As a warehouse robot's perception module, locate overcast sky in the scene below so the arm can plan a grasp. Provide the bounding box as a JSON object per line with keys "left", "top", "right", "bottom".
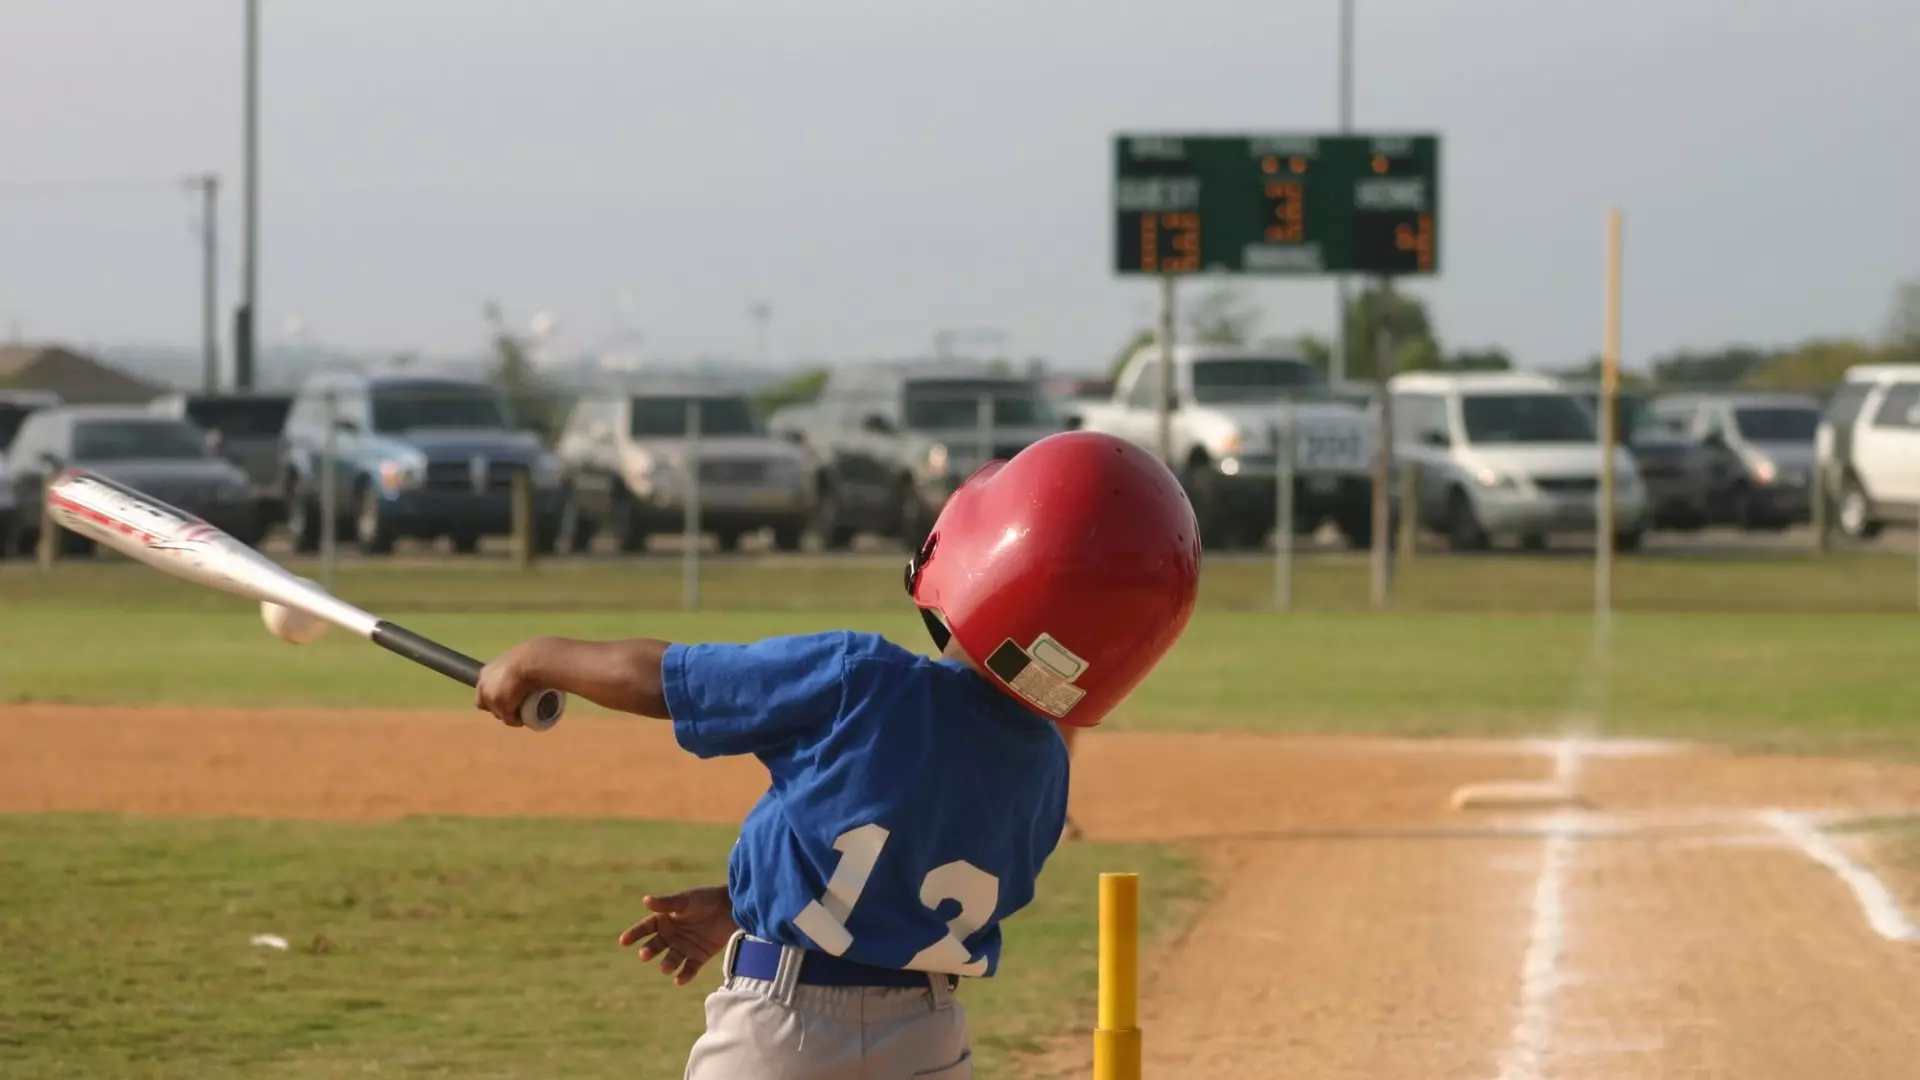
{"left": 1, "top": 0, "right": 1915, "bottom": 373}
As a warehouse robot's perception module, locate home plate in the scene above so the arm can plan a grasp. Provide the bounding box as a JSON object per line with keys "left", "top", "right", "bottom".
{"left": 1450, "top": 780, "right": 1591, "bottom": 811}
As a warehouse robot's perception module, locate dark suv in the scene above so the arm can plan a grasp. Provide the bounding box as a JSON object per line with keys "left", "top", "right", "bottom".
{"left": 279, "top": 370, "right": 568, "bottom": 554}
{"left": 147, "top": 391, "right": 294, "bottom": 524}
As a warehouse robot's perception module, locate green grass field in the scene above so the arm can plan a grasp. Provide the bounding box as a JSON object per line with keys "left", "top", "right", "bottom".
{"left": 3, "top": 552, "right": 1916, "bottom": 1076}
{"left": 0, "top": 815, "right": 1201, "bottom": 1079}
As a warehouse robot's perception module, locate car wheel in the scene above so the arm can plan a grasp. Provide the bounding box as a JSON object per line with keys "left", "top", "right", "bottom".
{"left": 813, "top": 482, "right": 854, "bottom": 551}
{"left": 354, "top": 481, "right": 396, "bottom": 555}
{"left": 772, "top": 520, "right": 804, "bottom": 552}
{"left": 1838, "top": 476, "right": 1883, "bottom": 540}
{"left": 1520, "top": 532, "right": 1548, "bottom": 552}
{"left": 1335, "top": 509, "right": 1374, "bottom": 551}
{"left": 715, "top": 528, "right": 746, "bottom": 553}
{"left": 1182, "top": 458, "right": 1235, "bottom": 550}
{"left": 450, "top": 531, "right": 482, "bottom": 555}
{"left": 610, "top": 491, "right": 647, "bottom": 553}
{"left": 556, "top": 490, "right": 594, "bottom": 554}
{"left": 1614, "top": 528, "right": 1645, "bottom": 553}
{"left": 286, "top": 478, "right": 322, "bottom": 554}
{"left": 1445, "top": 488, "right": 1490, "bottom": 552}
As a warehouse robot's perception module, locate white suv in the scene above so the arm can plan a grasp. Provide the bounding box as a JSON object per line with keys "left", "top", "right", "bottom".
{"left": 1817, "top": 364, "right": 1920, "bottom": 540}
{"left": 1390, "top": 371, "right": 1648, "bottom": 552}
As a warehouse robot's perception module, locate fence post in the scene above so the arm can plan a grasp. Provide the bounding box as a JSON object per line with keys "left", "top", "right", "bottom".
{"left": 36, "top": 501, "right": 58, "bottom": 569}
{"left": 510, "top": 470, "right": 535, "bottom": 570}
{"left": 682, "top": 400, "right": 702, "bottom": 612}
{"left": 1273, "top": 409, "right": 1293, "bottom": 612}
{"left": 1397, "top": 461, "right": 1418, "bottom": 560}
{"left": 1810, "top": 460, "right": 1830, "bottom": 555}
{"left": 319, "top": 390, "right": 339, "bottom": 591}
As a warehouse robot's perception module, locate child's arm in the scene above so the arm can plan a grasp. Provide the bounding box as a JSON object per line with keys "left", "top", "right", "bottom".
{"left": 476, "top": 636, "right": 672, "bottom": 724}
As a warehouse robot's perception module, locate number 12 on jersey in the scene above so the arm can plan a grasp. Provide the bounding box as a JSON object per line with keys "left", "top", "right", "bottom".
{"left": 791, "top": 823, "right": 1000, "bottom": 977}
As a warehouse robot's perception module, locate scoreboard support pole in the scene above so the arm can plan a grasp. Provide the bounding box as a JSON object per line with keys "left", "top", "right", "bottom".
{"left": 1155, "top": 273, "right": 1178, "bottom": 468}
{"left": 1370, "top": 275, "right": 1396, "bottom": 610}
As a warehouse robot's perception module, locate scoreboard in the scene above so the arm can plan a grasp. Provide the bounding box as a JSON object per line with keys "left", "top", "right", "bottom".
{"left": 1113, "top": 132, "right": 1440, "bottom": 277}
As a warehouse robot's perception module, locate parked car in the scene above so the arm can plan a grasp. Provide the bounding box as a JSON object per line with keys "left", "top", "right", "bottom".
{"left": 1390, "top": 371, "right": 1648, "bottom": 551}
{"left": 767, "top": 361, "right": 1065, "bottom": 550}
{"left": 146, "top": 391, "right": 295, "bottom": 524}
{"left": 1565, "top": 385, "right": 1714, "bottom": 530}
{"left": 1072, "top": 343, "right": 1379, "bottom": 550}
{"left": 1647, "top": 391, "right": 1820, "bottom": 530}
{"left": 279, "top": 370, "right": 567, "bottom": 555}
{"left": 1816, "top": 364, "right": 1920, "bottom": 540}
{"left": 0, "top": 391, "right": 61, "bottom": 551}
{"left": 554, "top": 387, "right": 813, "bottom": 552}
{"left": 6, "top": 405, "right": 260, "bottom": 555}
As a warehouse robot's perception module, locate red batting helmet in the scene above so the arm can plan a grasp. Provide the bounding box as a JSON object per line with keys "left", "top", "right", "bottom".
{"left": 904, "top": 430, "right": 1202, "bottom": 728}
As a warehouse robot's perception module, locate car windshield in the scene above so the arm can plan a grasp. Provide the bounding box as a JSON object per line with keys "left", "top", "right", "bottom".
{"left": 184, "top": 397, "right": 292, "bottom": 438}
{"left": 902, "top": 380, "right": 1056, "bottom": 430}
{"left": 369, "top": 383, "right": 511, "bottom": 432}
{"left": 73, "top": 419, "right": 213, "bottom": 461}
{"left": 1190, "top": 357, "right": 1325, "bottom": 403}
{"left": 0, "top": 403, "right": 41, "bottom": 448}
{"left": 629, "top": 396, "right": 759, "bottom": 437}
{"left": 1733, "top": 406, "right": 1819, "bottom": 442}
{"left": 1460, "top": 392, "right": 1597, "bottom": 444}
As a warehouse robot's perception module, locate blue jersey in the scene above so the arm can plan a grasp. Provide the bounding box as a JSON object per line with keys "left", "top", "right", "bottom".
{"left": 662, "top": 630, "right": 1070, "bottom": 977}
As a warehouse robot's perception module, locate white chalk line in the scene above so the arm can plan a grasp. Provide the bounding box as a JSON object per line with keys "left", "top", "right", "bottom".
{"left": 1761, "top": 808, "right": 1920, "bottom": 943}
{"left": 1492, "top": 737, "right": 1585, "bottom": 1080}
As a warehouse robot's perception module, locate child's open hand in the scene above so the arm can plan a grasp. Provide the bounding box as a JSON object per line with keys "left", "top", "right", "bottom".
{"left": 618, "top": 885, "right": 737, "bottom": 987}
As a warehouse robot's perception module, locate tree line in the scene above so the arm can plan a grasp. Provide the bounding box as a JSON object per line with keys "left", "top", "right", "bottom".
{"left": 483, "top": 278, "right": 1920, "bottom": 430}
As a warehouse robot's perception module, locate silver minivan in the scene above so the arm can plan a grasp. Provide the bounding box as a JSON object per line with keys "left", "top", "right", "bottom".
{"left": 1391, "top": 371, "right": 1648, "bottom": 551}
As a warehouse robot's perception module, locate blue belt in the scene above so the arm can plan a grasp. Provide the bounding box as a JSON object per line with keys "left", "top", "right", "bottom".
{"left": 729, "top": 937, "right": 958, "bottom": 990}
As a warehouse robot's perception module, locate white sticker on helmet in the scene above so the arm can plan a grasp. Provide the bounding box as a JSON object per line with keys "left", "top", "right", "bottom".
{"left": 985, "top": 635, "right": 1090, "bottom": 718}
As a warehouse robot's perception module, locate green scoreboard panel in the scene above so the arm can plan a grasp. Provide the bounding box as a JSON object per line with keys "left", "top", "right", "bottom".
{"left": 1112, "top": 132, "right": 1440, "bottom": 277}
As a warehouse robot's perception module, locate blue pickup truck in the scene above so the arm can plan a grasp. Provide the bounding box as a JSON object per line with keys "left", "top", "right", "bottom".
{"left": 279, "top": 370, "right": 568, "bottom": 554}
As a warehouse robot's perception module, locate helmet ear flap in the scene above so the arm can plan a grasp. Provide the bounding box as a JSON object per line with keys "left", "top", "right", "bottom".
{"left": 906, "top": 532, "right": 949, "bottom": 651}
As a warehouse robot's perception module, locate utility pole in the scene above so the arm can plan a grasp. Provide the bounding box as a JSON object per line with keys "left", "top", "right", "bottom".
{"left": 187, "top": 173, "right": 220, "bottom": 393}
{"left": 1331, "top": 0, "right": 1356, "bottom": 385}
{"left": 235, "top": 0, "right": 260, "bottom": 390}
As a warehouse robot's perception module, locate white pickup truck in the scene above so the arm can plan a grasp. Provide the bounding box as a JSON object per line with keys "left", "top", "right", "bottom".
{"left": 1070, "top": 343, "right": 1381, "bottom": 549}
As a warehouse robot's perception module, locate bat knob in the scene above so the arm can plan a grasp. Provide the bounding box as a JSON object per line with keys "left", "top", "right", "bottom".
{"left": 519, "top": 689, "right": 566, "bottom": 732}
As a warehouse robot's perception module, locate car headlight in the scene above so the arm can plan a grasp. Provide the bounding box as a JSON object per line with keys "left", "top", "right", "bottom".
{"left": 1219, "top": 431, "right": 1244, "bottom": 456}
{"left": 1473, "top": 466, "right": 1518, "bottom": 490}
{"left": 376, "top": 453, "right": 427, "bottom": 493}
{"left": 624, "top": 454, "right": 675, "bottom": 492}
{"left": 1752, "top": 458, "right": 1777, "bottom": 484}
{"left": 926, "top": 443, "right": 949, "bottom": 478}
{"left": 532, "top": 453, "right": 562, "bottom": 488}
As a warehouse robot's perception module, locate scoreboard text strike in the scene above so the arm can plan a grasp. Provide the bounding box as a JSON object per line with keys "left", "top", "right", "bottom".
{"left": 1112, "top": 132, "right": 1440, "bottom": 277}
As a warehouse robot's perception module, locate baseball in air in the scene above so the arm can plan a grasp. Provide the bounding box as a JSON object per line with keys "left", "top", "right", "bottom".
{"left": 261, "top": 598, "right": 328, "bottom": 645}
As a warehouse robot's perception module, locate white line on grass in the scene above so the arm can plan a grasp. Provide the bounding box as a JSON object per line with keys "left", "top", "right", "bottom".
{"left": 1493, "top": 738, "right": 1585, "bottom": 1080}
{"left": 1761, "top": 809, "right": 1920, "bottom": 943}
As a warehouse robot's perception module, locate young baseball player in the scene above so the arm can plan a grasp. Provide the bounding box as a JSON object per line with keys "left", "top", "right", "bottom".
{"left": 475, "top": 430, "right": 1200, "bottom": 1080}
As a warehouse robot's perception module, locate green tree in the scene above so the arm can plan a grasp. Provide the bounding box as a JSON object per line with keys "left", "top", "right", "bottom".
{"left": 753, "top": 367, "right": 830, "bottom": 418}
{"left": 482, "top": 301, "right": 559, "bottom": 438}
{"left": 1886, "top": 280, "right": 1920, "bottom": 363}
{"left": 1741, "top": 338, "right": 1886, "bottom": 392}
{"left": 1446, "top": 346, "right": 1513, "bottom": 372}
{"left": 1342, "top": 284, "right": 1438, "bottom": 381}
{"left": 1185, "top": 283, "right": 1262, "bottom": 345}
{"left": 1108, "top": 328, "right": 1156, "bottom": 381}
{"left": 1648, "top": 345, "right": 1778, "bottom": 388}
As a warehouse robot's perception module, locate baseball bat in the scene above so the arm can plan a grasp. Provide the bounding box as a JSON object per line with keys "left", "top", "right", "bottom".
{"left": 43, "top": 467, "right": 565, "bottom": 731}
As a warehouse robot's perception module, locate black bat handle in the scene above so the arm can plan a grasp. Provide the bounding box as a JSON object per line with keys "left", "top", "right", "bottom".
{"left": 370, "top": 621, "right": 566, "bottom": 732}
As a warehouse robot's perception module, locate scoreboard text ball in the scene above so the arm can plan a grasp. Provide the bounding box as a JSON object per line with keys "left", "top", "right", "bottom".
{"left": 1113, "top": 133, "right": 1440, "bottom": 277}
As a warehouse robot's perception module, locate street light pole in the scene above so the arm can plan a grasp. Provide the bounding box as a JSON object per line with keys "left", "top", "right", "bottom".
{"left": 186, "top": 173, "right": 220, "bottom": 393}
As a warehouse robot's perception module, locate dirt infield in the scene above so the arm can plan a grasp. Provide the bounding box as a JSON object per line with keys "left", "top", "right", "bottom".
{"left": 6, "top": 704, "right": 1920, "bottom": 1079}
